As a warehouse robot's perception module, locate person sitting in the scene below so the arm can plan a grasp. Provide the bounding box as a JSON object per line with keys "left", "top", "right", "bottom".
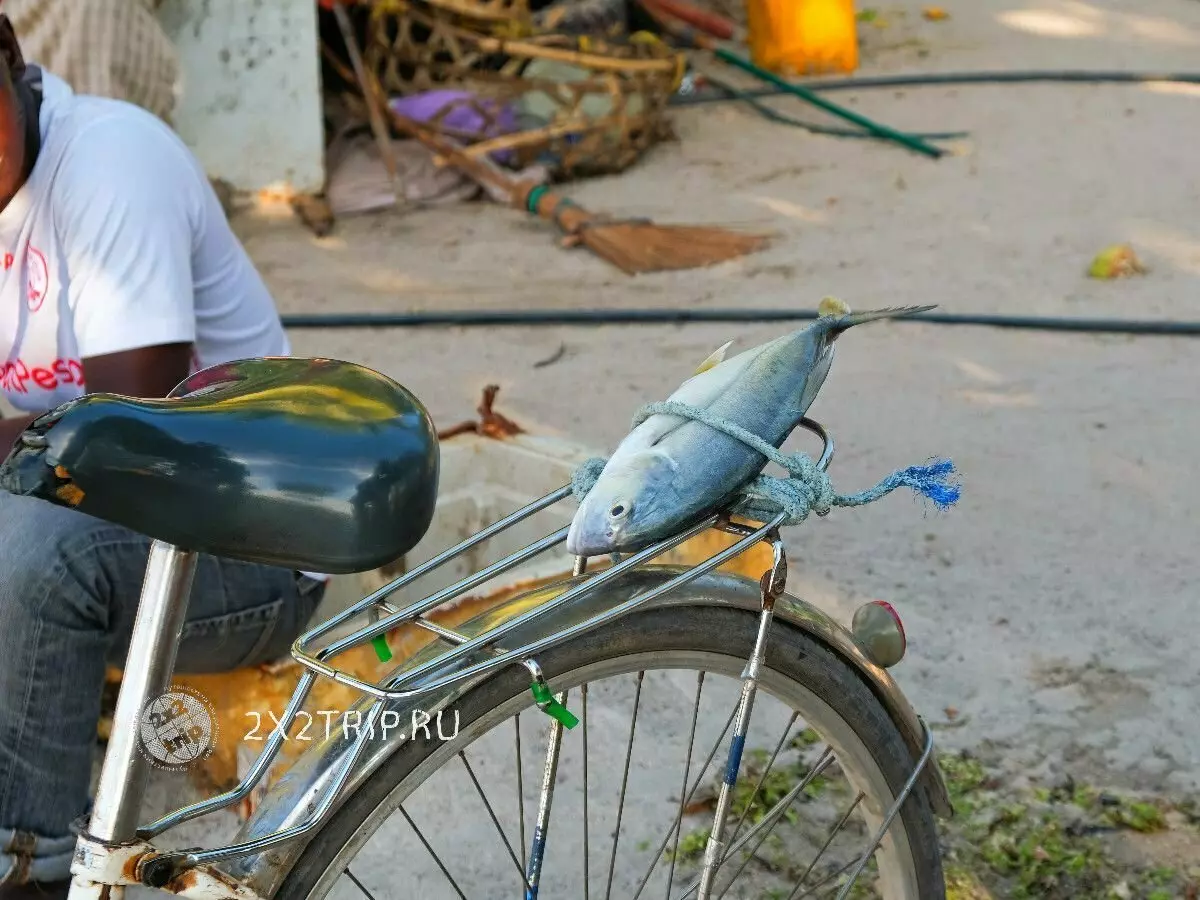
{"left": 0, "top": 17, "right": 326, "bottom": 899}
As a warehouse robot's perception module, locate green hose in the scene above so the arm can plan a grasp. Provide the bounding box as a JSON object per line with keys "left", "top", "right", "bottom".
{"left": 672, "top": 68, "right": 1200, "bottom": 106}
{"left": 713, "top": 48, "right": 946, "bottom": 158}
{"left": 702, "top": 73, "right": 968, "bottom": 140}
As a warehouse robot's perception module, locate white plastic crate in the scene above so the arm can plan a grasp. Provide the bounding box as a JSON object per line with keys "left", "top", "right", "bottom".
{"left": 315, "top": 431, "right": 597, "bottom": 623}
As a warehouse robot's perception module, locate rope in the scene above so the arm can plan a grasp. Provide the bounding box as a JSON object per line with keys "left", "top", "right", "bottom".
{"left": 571, "top": 400, "right": 961, "bottom": 527}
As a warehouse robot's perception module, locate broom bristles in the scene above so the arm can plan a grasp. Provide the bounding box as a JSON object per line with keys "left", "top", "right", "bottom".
{"left": 579, "top": 223, "right": 771, "bottom": 275}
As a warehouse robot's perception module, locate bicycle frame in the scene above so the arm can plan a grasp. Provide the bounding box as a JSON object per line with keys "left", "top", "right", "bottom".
{"left": 67, "top": 418, "right": 951, "bottom": 900}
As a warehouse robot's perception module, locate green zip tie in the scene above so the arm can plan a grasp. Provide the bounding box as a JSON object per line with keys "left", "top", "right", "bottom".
{"left": 530, "top": 681, "right": 579, "bottom": 729}
{"left": 371, "top": 634, "right": 393, "bottom": 663}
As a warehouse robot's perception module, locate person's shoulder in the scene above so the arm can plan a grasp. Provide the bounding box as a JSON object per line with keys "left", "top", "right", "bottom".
{"left": 40, "top": 71, "right": 200, "bottom": 188}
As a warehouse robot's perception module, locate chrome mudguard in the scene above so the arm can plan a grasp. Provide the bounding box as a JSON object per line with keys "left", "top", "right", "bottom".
{"left": 221, "top": 568, "right": 951, "bottom": 896}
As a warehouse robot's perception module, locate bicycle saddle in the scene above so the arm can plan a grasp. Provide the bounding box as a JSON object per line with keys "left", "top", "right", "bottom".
{"left": 0, "top": 357, "right": 439, "bottom": 574}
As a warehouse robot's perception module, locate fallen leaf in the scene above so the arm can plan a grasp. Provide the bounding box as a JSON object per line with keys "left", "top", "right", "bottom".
{"left": 1087, "top": 243, "right": 1146, "bottom": 279}
{"left": 922, "top": 6, "right": 950, "bottom": 20}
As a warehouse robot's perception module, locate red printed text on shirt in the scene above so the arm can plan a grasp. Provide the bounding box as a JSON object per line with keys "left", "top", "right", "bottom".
{"left": 0, "top": 358, "right": 85, "bottom": 394}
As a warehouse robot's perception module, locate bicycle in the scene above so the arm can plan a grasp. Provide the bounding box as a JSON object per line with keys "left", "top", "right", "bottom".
{"left": 1, "top": 355, "right": 954, "bottom": 900}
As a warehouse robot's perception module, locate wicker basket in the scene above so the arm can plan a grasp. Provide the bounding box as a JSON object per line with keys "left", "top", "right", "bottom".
{"left": 364, "top": 0, "right": 685, "bottom": 177}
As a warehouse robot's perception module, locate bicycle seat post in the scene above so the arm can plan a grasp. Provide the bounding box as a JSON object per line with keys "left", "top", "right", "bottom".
{"left": 86, "top": 542, "right": 198, "bottom": 844}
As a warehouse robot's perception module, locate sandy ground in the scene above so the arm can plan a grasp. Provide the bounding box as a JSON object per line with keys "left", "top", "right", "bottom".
{"left": 92, "top": 0, "right": 1200, "bottom": 891}
{"left": 227, "top": 0, "right": 1200, "bottom": 798}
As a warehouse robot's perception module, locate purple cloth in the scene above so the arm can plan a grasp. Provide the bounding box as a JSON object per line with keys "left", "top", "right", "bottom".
{"left": 390, "top": 90, "right": 517, "bottom": 139}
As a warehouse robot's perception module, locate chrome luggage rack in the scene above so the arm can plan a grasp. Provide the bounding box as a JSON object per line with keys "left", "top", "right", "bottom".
{"left": 133, "top": 419, "right": 836, "bottom": 875}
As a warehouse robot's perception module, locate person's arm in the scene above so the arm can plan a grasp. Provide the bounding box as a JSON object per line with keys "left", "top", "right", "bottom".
{"left": 2, "top": 116, "right": 205, "bottom": 453}
{"left": 0, "top": 412, "right": 36, "bottom": 449}
{"left": 0, "top": 345, "right": 193, "bottom": 450}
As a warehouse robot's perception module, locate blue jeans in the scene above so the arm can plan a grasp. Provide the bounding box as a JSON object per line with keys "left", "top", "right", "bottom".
{"left": 0, "top": 492, "right": 325, "bottom": 885}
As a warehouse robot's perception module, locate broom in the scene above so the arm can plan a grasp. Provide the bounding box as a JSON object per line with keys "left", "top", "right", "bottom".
{"left": 387, "top": 109, "right": 771, "bottom": 275}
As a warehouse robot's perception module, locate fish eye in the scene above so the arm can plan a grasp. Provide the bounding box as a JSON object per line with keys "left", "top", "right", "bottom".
{"left": 609, "top": 502, "right": 628, "bottom": 518}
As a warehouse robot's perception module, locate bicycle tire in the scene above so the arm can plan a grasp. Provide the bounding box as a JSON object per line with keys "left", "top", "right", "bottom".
{"left": 274, "top": 604, "right": 945, "bottom": 899}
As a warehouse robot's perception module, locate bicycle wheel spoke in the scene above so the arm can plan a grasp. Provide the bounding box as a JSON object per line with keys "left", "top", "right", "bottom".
{"left": 677, "top": 748, "right": 836, "bottom": 900}
{"left": 344, "top": 868, "right": 377, "bottom": 900}
{"left": 526, "top": 689, "right": 570, "bottom": 892}
{"left": 784, "top": 793, "right": 866, "bottom": 900}
{"left": 630, "top": 700, "right": 740, "bottom": 900}
{"left": 458, "top": 751, "right": 530, "bottom": 890}
{"left": 663, "top": 672, "right": 706, "bottom": 900}
{"left": 398, "top": 805, "right": 468, "bottom": 900}
{"left": 583, "top": 682, "right": 591, "bottom": 900}
{"left": 604, "top": 670, "right": 645, "bottom": 900}
{"left": 790, "top": 857, "right": 859, "bottom": 899}
{"left": 515, "top": 713, "right": 527, "bottom": 872}
{"left": 724, "top": 711, "right": 800, "bottom": 851}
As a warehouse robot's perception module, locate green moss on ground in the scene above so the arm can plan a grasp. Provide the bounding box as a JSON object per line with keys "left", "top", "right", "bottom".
{"left": 663, "top": 745, "right": 1198, "bottom": 898}
{"left": 939, "top": 752, "right": 1198, "bottom": 899}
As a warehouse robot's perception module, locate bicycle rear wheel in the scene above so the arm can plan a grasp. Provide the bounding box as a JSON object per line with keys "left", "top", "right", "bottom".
{"left": 275, "top": 605, "right": 944, "bottom": 900}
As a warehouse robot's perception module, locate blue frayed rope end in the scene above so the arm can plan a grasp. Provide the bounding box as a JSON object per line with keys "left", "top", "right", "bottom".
{"left": 897, "top": 458, "right": 961, "bottom": 511}
{"left": 572, "top": 400, "right": 961, "bottom": 527}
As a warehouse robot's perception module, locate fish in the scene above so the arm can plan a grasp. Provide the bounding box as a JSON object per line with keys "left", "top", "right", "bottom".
{"left": 565, "top": 303, "right": 935, "bottom": 556}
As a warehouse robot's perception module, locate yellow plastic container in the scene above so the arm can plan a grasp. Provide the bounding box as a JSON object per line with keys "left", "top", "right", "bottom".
{"left": 746, "top": 0, "right": 859, "bottom": 76}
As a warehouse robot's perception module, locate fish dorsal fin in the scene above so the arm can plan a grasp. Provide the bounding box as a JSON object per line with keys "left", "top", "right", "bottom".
{"left": 694, "top": 340, "right": 733, "bottom": 375}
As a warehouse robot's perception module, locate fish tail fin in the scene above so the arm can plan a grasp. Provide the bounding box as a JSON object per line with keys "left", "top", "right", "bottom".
{"left": 829, "top": 304, "right": 936, "bottom": 335}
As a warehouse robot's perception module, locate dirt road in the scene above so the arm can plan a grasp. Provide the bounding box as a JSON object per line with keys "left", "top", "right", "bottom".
{"left": 231, "top": 0, "right": 1200, "bottom": 797}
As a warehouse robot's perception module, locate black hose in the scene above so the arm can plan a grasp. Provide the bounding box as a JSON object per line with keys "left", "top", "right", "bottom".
{"left": 671, "top": 69, "right": 1200, "bottom": 107}
{"left": 280, "top": 308, "right": 1200, "bottom": 336}
{"left": 700, "top": 72, "right": 968, "bottom": 139}
{"left": 278, "top": 67, "right": 1200, "bottom": 339}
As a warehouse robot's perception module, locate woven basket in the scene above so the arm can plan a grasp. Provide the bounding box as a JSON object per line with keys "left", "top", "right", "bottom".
{"left": 364, "top": 0, "right": 684, "bottom": 177}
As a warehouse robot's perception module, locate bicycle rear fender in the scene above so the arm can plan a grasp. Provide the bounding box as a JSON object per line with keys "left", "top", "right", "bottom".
{"left": 221, "top": 568, "right": 952, "bottom": 896}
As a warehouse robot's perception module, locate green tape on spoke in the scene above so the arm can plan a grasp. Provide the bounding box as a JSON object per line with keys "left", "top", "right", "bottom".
{"left": 371, "top": 634, "right": 393, "bottom": 663}
{"left": 530, "top": 681, "right": 579, "bottom": 729}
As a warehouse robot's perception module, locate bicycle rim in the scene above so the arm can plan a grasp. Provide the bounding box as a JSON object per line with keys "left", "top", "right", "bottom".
{"left": 276, "top": 607, "right": 942, "bottom": 900}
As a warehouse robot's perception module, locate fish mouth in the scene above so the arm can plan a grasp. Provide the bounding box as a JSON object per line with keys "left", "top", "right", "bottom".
{"left": 565, "top": 515, "right": 616, "bottom": 557}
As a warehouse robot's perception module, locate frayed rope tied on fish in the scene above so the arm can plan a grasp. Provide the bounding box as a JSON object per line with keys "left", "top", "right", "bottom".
{"left": 571, "top": 400, "right": 962, "bottom": 527}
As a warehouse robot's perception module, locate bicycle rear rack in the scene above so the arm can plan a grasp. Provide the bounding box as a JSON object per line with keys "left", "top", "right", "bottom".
{"left": 132, "top": 419, "right": 837, "bottom": 875}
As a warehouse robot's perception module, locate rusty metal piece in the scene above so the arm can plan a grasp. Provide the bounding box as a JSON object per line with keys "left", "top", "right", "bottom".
{"left": 435, "top": 421, "right": 478, "bottom": 441}
{"left": 436, "top": 385, "right": 525, "bottom": 441}
{"left": 121, "top": 851, "right": 145, "bottom": 883}
{"left": 71, "top": 836, "right": 268, "bottom": 900}
{"left": 477, "top": 385, "right": 524, "bottom": 438}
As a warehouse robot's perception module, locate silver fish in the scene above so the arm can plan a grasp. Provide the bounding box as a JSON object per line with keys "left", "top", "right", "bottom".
{"left": 566, "top": 305, "right": 934, "bottom": 556}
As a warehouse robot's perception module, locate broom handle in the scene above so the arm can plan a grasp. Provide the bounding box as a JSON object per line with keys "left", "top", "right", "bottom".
{"left": 713, "top": 48, "right": 944, "bottom": 158}
{"left": 330, "top": 0, "right": 405, "bottom": 202}
{"left": 643, "top": 0, "right": 738, "bottom": 40}
{"left": 386, "top": 107, "right": 599, "bottom": 232}
{"left": 386, "top": 109, "right": 520, "bottom": 202}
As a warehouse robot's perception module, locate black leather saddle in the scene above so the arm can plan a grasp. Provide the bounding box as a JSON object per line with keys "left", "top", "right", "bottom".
{"left": 0, "top": 357, "right": 439, "bottom": 574}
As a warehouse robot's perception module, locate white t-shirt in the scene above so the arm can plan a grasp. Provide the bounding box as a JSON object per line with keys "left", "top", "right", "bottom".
{"left": 0, "top": 69, "right": 289, "bottom": 413}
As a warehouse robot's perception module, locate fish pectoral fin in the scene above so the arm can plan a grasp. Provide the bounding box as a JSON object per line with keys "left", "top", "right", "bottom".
{"left": 626, "top": 446, "right": 679, "bottom": 475}
{"left": 693, "top": 340, "right": 734, "bottom": 376}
